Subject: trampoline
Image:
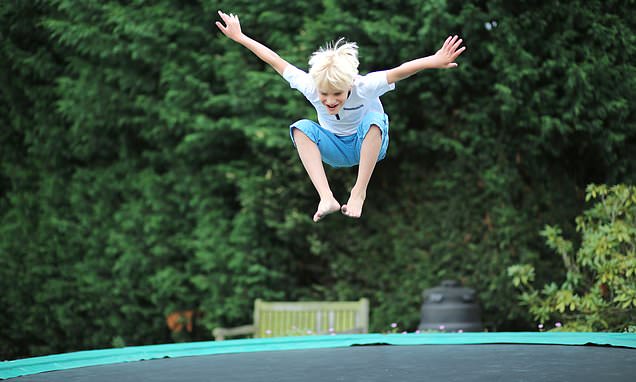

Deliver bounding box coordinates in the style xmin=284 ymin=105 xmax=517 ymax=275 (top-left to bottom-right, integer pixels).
xmin=2 ymin=332 xmax=635 ymax=381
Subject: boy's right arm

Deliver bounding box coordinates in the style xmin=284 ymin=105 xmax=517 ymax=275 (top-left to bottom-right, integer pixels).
xmin=215 ymin=11 xmax=289 ymax=76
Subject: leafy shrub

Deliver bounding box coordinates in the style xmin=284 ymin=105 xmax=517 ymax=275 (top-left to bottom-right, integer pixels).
xmin=508 ymin=184 xmax=636 ymax=332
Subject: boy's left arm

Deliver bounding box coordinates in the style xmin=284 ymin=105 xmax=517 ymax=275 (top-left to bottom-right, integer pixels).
xmin=386 ymin=35 xmax=466 ymax=85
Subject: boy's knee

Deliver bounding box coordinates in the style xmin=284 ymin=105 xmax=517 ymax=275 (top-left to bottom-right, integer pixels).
xmin=292 ymin=127 xmax=308 ymax=140
xmin=368 ymin=124 xmax=382 ymax=135
xmin=363 ymin=124 xmax=382 ymax=141
xmin=291 ymin=120 xmax=317 ymax=139
xmin=358 ymin=112 xmax=388 ymax=140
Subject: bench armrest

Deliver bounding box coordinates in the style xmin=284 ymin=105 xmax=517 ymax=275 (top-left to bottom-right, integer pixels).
xmin=212 ymin=325 xmax=256 ymax=341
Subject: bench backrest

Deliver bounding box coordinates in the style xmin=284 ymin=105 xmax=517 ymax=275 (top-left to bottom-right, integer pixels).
xmin=253 ymin=298 xmax=369 ymax=338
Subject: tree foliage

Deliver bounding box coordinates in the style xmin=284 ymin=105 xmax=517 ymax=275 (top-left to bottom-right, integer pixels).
xmin=509 ymin=185 xmax=636 ymax=332
xmin=1 ymin=0 xmax=635 ymax=359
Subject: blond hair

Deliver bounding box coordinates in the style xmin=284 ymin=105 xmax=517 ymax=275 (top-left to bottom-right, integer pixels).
xmin=308 ymin=38 xmax=359 ymax=91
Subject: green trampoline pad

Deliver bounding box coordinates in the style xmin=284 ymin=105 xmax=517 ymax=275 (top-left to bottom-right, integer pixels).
xmin=2 ymin=332 xmax=635 ymax=380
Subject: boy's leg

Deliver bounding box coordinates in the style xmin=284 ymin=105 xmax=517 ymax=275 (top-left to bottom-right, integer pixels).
xmin=341 ymin=125 xmax=382 ymax=218
xmin=292 ymin=128 xmax=341 ymax=222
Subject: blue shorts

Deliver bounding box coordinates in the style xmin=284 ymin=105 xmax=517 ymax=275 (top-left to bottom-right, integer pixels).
xmin=289 ymin=112 xmax=390 ymax=168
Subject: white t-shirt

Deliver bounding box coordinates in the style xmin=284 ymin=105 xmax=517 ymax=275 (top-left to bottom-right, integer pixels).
xmin=283 ymin=65 xmax=395 ymax=136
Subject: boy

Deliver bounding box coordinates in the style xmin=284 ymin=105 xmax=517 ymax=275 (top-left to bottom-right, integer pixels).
xmin=216 ymin=11 xmax=465 ymax=222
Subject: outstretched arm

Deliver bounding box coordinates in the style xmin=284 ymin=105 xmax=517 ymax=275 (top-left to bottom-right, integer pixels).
xmin=215 ymin=10 xmax=289 ymax=76
xmin=386 ymin=35 xmax=466 ymax=84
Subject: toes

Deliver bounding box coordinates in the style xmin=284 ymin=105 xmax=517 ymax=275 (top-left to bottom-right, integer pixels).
xmin=340 ymin=204 xmax=361 ymax=218
xmin=314 ymin=200 xmax=343 ymax=222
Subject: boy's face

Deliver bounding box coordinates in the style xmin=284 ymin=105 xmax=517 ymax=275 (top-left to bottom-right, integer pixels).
xmin=318 ymin=87 xmax=350 ymax=115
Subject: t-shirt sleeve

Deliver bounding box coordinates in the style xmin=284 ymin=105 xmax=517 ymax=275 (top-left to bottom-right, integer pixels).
xmin=283 ymin=65 xmax=316 ymax=100
xmin=356 ymin=71 xmax=396 ymax=98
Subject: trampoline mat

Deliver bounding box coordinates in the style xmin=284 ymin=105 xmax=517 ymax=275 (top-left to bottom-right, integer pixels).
xmin=12 ymin=344 xmax=636 ymax=382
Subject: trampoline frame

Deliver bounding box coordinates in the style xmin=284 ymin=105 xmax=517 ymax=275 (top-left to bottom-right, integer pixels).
xmin=2 ymin=332 xmax=635 ymax=380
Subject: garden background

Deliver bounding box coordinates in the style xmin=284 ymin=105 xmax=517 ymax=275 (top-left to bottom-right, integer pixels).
xmin=1 ymin=0 xmax=635 ymax=360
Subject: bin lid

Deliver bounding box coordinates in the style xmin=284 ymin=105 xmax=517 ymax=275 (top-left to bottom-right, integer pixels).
xmin=422 ymin=280 xmax=477 ymax=303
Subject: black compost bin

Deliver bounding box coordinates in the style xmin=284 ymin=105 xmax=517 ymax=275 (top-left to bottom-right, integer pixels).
xmin=418 ymin=280 xmax=483 ymax=332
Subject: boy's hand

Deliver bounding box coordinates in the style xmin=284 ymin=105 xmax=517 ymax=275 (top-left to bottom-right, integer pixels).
xmin=434 ymin=35 xmax=466 ymax=68
xmin=214 ymin=10 xmax=289 ymax=76
xmin=216 ymin=10 xmax=244 ymax=42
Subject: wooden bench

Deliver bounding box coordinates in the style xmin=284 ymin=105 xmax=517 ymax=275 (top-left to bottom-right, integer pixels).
xmin=213 ymin=298 xmax=369 ymax=341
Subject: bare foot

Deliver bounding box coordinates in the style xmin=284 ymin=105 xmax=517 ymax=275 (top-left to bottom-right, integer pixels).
xmin=313 ymin=197 xmax=341 ymax=222
xmin=341 ymin=191 xmax=366 ymax=218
